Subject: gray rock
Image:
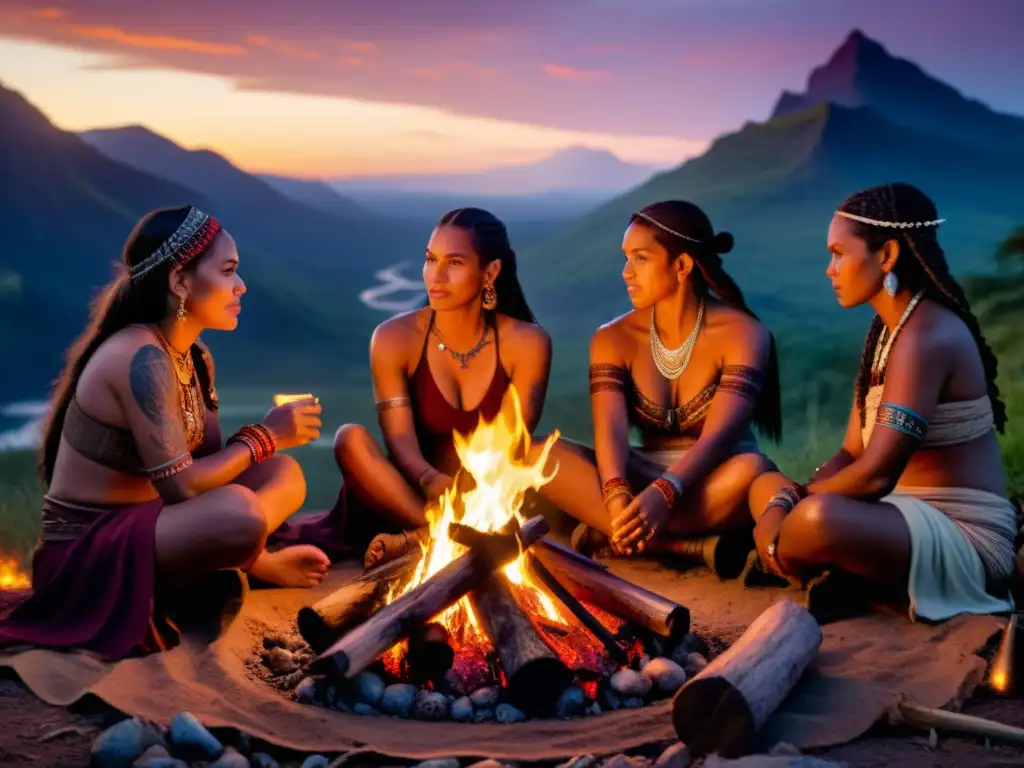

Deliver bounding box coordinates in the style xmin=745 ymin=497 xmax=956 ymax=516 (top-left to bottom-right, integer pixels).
xmin=586 ymin=701 xmax=602 ymax=716
xmin=473 ymin=708 xmax=495 ymax=723
xmin=167 ymin=712 xmax=224 ymax=760
xmin=555 ymin=685 xmax=588 ymax=718
xmin=250 ymin=754 xmax=280 ymax=768
xmin=601 ymin=756 xmax=650 ymax=768
xmin=610 ymin=668 xmax=651 ymax=698
xmin=91 ymin=717 xmax=165 ymax=768
xmin=642 ymin=658 xmax=687 ymax=695
xmin=601 ymin=687 xmax=621 ymax=711
xmin=353 ymin=703 xmax=379 ymax=716
xmin=208 ymin=746 xmax=250 ymax=768
xmin=133 ymin=744 xmax=185 ymax=768
xmin=495 ymin=703 xmax=526 ymax=723
xmin=638 ymin=654 xmax=651 ymax=670
xmin=681 ymin=653 xmax=708 ymax=678
xmin=413 ymin=760 xmax=460 ymax=768
xmin=380 ymin=683 xmax=418 ymax=717
xmin=326 ymin=685 xmax=338 ymax=706
xmin=469 ymin=685 xmax=500 ymax=709
xmin=652 ymin=742 xmax=691 ymax=768
xmin=413 ymin=690 xmax=450 ymax=721
xmin=467 ymin=761 xmax=506 ymax=768
xmin=295 ymin=677 xmax=318 ymax=703
xmin=299 ymin=756 xmax=330 ymax=768
xmin=263 ymin=646 xmax=297 ymax=674
xmin=769 ymin=743 xmax=802 ymax=757
xmin=675 ymin=633 xmax=709 ymax=658
xmin=621 ymin=697 xmax=644 ymax=709
xmin=332 ymin=698 xmax=353 ymax=714
xmin=558 ymin=757 xmax=599 ymax=768
xmin=353 ymin=671 xmax=386 ymax=706
xmin=450 ymin=696 xmax=474 ymax=722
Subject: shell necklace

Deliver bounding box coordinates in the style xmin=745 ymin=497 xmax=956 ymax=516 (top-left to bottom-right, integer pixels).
xmin=650 ymin=298 xmax=704 ymax=381
xmin=870 ymin=290 xmax=926 ymax=385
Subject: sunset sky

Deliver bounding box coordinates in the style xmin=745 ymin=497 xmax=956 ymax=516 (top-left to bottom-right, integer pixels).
xmin=1 ymin=0 xmax=1021 ymax=178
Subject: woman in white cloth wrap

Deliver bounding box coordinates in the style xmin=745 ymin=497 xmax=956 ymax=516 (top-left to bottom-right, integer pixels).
xmin=749 ymin=182 xmax=1016 ymax=623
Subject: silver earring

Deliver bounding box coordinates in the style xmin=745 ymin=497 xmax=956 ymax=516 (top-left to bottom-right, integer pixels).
xmin=883 ymin=272 xmax=899 ymax=297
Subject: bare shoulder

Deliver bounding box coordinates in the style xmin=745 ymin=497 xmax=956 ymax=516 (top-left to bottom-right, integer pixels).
xmin=903 ymin=299 xmax=969 ymax=360
xmin=705 ymin=302 xmax=769 ymax=353
xmin=496 ymin=315 xmax=551 ymax=356
xmin=591 ymin=310 xmax=641 ymax=363
xmin=371 ymin=308 xmax=429 ymax=349
xmin=87 ymin=325 xmax=163 ymax=381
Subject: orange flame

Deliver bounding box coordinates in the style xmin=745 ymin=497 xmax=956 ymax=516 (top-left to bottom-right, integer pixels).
xmin=389 ymin=386 xmax=562 ymax=644
xmin=0 ymin=555 xmax=30 ymax=590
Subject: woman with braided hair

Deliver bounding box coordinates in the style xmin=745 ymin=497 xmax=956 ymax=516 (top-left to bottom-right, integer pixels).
xmin=0 ymin=206 xmax=327 ymax=661
xmin=535 ymin=200 xmax=780 ymax=573
xmin=748 ymin=182 xmax=1016 ymax=624
xmin=305 ymin=207 xmax=552 ymax=570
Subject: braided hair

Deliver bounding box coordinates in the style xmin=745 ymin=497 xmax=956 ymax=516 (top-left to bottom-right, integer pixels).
xmin=839 ymin=182 xmax=1006 ymax=431
xmin=631 ymin=201 xmax=782 ymax=442
xmin=434 ymin=207 xmax=537 ymax=324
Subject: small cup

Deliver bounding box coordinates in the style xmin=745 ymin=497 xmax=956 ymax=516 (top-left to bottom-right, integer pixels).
xmin=274 ymin=393 xmax=317 ymax=407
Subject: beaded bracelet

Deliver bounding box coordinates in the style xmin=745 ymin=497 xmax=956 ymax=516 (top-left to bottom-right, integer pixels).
xmin=767 ymin=484 xmax=805 ymax=514
xmin=651 ymin=477 xmax=678 ymax=509
xmin=228 ymin=424 xmax=277 ymax=464
xmin=602 ymin=477 xmax=631 ymax=500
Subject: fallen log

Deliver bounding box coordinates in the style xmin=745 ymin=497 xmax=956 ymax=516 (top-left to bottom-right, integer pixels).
xmin=470 ymin=570 xmax=572 ymax=716
xmin=312 ymin=515 xmax=549 ymax=678
xmin=296 ymin=551 xmax=422 ymax=652
xmin=671 ymin=600 xmax=822 ymax=759
xmin=532 ymin=538 xmax=690 ymax=640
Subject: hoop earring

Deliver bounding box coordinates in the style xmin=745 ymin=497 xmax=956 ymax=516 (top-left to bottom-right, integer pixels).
xmin=176 ymin=295 xmax=188 ymax=322
xmin=883 ymin=272 xmax=899 ymax=297
xmin=482 ymin=284 xmax=497 ymax=311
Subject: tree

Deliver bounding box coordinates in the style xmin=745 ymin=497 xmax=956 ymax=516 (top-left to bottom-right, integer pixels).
xmin=996 ymin=227 xmax=1024 ymax=269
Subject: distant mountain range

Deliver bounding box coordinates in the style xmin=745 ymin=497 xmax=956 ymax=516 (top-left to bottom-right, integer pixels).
xmin=328 ymin=147 xmax=661 ymax=197
xmin=2 ymin=29 xmax=1022 ymax=408
xmin=521 ymin=30 xmax=1024 ymax=350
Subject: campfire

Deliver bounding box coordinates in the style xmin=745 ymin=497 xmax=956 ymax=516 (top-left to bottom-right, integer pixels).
xmin=264 ymin=389 xmax=712 ymax=722
xmin=0 ymin=553 xmax=30 ymax=590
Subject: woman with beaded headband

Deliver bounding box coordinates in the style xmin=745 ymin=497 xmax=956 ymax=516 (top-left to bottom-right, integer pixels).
xmin=0 ymin=205 xmax=329 ymax=662
xmin=748 ymin=182 xmax=1015 ymax=624
xmin=531 ymin=200 xmax=781 ymax=574
xmin=283 ymin=207 xmax=552 ymax=570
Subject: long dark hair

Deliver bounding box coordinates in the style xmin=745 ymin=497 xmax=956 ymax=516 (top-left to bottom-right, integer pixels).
xmin=631 ymin=200 xmax=782 ymax=442
xmin=434 ymin=207 xmax=537 ymax=324
xmin=840 ymin=182 xmax=1006 ymax=431
xmin=38 ymin=206 xmax=220 ymax=485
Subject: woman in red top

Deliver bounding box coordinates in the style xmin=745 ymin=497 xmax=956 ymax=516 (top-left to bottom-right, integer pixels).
xmin=286 ymin=208 xmax=552 ymax=568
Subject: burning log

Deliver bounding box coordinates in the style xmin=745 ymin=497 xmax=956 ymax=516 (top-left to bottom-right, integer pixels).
xmin=532 ymin=538 xmax=690 ymax=640
xmin=297 ymin=551 xmax=422 ymax=652
xmin=671 ymin=600 xmax=822 ymax=759
xmin=469 ymin=571 xmax=572 ymax=716
xmin=406 ymin=622 xmax=455 ymax=686
xmin=313 ymin=515 xmax=550 ymax=678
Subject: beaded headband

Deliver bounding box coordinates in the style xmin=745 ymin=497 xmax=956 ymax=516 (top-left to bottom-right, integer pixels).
xmin=836 ymin=210 xmax=945 ymax=229
xmin=129 ymin=207 xmax=222 ymax=281
xmin=632 ymin=211 xmax=703 ymax=244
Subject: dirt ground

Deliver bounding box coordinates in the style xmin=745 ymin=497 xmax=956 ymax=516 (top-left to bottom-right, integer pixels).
xmin=3 ymin=672 xmax=1024 ymax=768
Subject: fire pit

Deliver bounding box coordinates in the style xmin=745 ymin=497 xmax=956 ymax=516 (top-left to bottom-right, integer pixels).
xmin=257 ymin=392 xmax=716 ymax=722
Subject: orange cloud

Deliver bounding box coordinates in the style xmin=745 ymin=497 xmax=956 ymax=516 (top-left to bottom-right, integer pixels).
xmin=542 ymin=63 xmax=610 ymax=82
xmin=72 ymin=25 xmax=246 ymax=55
xmin=245 ymin=34 xmax=324 ymax=61
xmin=344 ymin=40 xmax=377 ymax=54
xmin=409 ymin=60 xmax=498 ymax=80
xmin=33 ymin=7 xmax=65 ymax=20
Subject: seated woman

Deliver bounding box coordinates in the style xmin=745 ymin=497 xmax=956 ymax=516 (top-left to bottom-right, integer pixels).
xmin=536 ymin=201 xmax=780 ymax=573
xmin=304 ymin=207 xmax=552 ymax=569
xmin=0 ymin=206 xmax=327 ymax=661
xmin=748 ymin=182 xmax=1017 ymax=623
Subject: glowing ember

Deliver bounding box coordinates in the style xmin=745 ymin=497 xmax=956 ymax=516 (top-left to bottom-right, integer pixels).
xmin=0 ymin=554 xmax=30 ymax=590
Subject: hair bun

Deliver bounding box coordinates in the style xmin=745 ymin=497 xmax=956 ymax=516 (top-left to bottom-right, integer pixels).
xmin=713 ymin=231 xmax=734 ymax=254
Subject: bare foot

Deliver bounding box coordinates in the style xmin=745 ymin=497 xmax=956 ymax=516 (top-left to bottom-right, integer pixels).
xmin=249 ymin=545 xmax=330 ymax=588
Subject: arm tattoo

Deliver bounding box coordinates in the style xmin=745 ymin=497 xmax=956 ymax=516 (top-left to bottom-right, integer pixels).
xmin=876 ymin=403 xmax=929 ymax=440
xmin=589 ymin=364 xmax=628 ymax=395
xmin=130 ymin=345 xmax=174 ymax=426
xmin=718 ymin=364 xmax=764 ymax=401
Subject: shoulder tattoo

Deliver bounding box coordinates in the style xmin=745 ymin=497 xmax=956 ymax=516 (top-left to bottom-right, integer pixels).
xmin=130 ymin=345 xmax=174 ymax=426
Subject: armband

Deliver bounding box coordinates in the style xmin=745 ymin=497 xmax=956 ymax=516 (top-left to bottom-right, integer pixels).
xmin=589 ymin=364 xmax=628 ymax=395
xmin=145 ymin=453 xmax=193 ymax=482
xmin=376 ymin=397 xmax=411 ymax=413
xmin=718 ymin=365 xmax=764 ymax=401
xmin=876 ymin=403 xmax=929 ymax=440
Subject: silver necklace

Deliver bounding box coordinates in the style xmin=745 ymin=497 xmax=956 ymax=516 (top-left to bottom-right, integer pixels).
xmin=871 ymin=290 xmax=925 ymax=382
xmin=650 ymin=298 xmax=704 ymax=380
xmin=432 ymin=325 xmax=491 ymax=370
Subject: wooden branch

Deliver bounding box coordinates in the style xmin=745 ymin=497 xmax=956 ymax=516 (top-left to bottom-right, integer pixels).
xmin=312 ymin=515 xmax=550 ymax=678
xmin=470 ymin=570 xmax=572 ymax=716
xmin=532 ymin=538 xmax=690 ymax=640
xmin=525 ymin=552 xmax=627 ymax=665
xmin=672 ymin=600 xmax=822 ymax=759
xmin=898 ymin=700 xmax=1024 ymax=747
xmin=296 ymin=551 xmax=422 ymax=652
